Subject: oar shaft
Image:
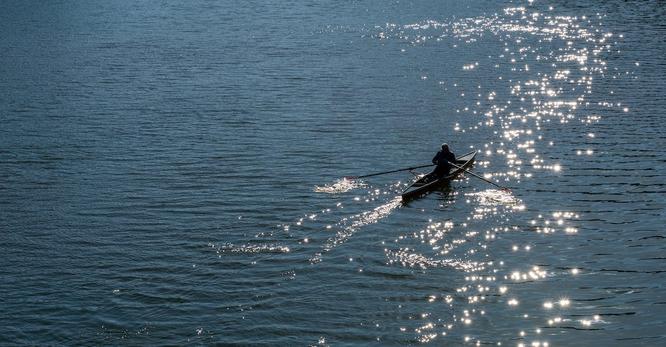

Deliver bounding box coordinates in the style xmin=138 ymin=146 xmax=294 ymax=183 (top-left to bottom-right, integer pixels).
xmin=351 ymin=163 xmax=434 ymax=179
xmin=447 ymin=161 xmax=508 ymax=190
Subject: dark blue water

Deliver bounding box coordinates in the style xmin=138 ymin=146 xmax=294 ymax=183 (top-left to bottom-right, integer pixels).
xmin=1 ymin=0 xmax=664 ymax=345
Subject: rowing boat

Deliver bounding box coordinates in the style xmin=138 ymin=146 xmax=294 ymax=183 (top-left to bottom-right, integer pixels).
xmin=401 ymin=150 xmax=477 ymax=201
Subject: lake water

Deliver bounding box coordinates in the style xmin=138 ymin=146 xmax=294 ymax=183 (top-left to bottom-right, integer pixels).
xmin=1 ymin=0 xmax=665 ymax=345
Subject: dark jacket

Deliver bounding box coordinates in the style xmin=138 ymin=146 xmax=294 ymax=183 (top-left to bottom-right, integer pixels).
xmin=432 ymin=149 xmax=457 ymax=175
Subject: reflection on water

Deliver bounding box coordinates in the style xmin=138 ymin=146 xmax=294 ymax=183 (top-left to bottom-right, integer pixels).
xmin=361 ymin=2 xmax=654 ymax=346
xmin=467 ymin=189 xmax=522 ymax=207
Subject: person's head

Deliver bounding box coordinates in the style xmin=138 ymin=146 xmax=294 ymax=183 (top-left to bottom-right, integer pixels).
xmin=441 ymin=143 xmax=449 ymax=151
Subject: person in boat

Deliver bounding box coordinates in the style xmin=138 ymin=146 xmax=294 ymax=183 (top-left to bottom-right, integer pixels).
xmin=431 ymin=143 xmax=457 ymax=177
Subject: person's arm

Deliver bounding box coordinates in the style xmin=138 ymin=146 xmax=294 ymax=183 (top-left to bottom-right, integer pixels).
xmin=432 ymin=152 xmax=440 ymax=164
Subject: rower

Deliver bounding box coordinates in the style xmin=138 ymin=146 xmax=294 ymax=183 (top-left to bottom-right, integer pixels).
xmin=432 ymin=143 xmax=457 ymax=177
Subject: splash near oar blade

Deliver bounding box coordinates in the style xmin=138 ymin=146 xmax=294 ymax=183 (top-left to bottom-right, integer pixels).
xmin=315 ymin=178 xmax=365 ymax=194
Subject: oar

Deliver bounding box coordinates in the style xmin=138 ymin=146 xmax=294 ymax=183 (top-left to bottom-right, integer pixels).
xmin=345 ymin=164 xmax=434 ymax=180
xmin=447 ymin=161 xmax=512 ymax=192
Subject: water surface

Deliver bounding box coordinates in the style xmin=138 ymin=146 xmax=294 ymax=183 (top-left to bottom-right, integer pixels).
xmin=1 ymin=0 xmax=665 ymax=345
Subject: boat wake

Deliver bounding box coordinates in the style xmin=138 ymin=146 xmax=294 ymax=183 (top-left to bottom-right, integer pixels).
xmin=212 ymin=181 xmax=405 ymax=266
xmin=208 ymin=242 xmax=291 ymax=255
xmin=310 ymin=196 xmax=402 ymax=263
xmin=385 ymin=248 xmax=480 ymax=271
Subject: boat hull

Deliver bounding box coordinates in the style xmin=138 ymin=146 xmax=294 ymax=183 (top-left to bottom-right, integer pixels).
xmin=401 ymin=151 xmax=477 ymax=201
